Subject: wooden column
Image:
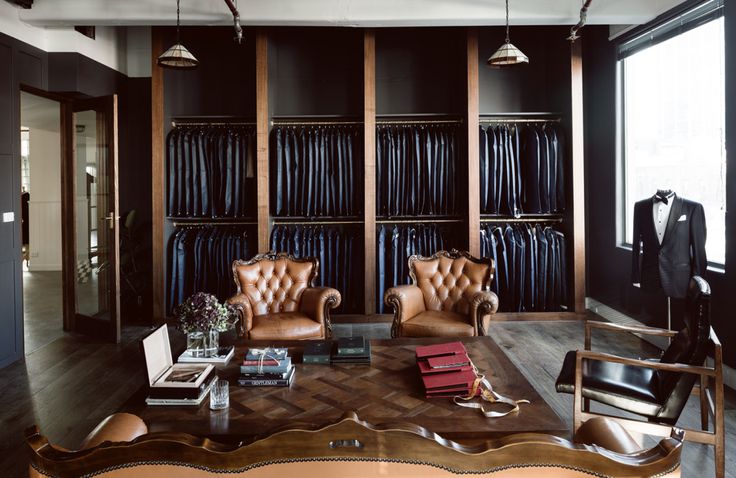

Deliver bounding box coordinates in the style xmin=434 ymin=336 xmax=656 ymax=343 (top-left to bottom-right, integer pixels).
xmin=364 ymin=30 xmax=377 ymax=315
xmin=466 ymin=28 xmax=480 ymax=257
xmin=151 ymin=27 xmax=165 ymax=323
xmin=255 ymin=30 xmax=271 ymax=253
xmin=570 ymin=40 xmax=586 ymax=314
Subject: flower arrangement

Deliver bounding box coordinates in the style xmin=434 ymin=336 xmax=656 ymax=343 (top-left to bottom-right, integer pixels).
xmin=173 ymin=292 xmax=237 ymax=334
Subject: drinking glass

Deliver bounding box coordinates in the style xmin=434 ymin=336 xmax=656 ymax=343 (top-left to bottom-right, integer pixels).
xmin=209 ymin=379 xmax=229 ymax=410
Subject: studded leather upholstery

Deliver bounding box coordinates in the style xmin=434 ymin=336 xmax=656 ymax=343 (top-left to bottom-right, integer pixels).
xmin=228 ymin=253 xmax=341 ymax=339
xmin=385 ymin=250 xmax=499 ymax=338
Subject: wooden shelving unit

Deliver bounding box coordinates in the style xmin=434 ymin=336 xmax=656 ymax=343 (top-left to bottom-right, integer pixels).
xmin=150 ymin=26 xmax=586 ymax=323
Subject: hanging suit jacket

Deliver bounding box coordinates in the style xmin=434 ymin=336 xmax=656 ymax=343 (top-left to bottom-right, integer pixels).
xmin=631 ymin=195 xmax=707 ymax=299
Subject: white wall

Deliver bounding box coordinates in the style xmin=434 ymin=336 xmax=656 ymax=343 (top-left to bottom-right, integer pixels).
xmin=27 ymin=127 xmax=62 ymax=271
xmin=0 ymin=2 xmax=151 ymax=77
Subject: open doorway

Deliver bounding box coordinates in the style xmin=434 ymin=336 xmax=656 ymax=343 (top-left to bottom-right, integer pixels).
xmin=20 ymin=91 xmax=64 ymax=354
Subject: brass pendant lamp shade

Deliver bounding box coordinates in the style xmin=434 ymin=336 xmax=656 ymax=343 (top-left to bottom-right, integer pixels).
xmin=487 ymin=0 xmax=528 ymax=68
xmin=158 ymin=0 xmax=198 ymax=69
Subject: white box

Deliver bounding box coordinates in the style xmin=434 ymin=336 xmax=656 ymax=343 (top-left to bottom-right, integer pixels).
xmin=142 ymin=325 xmax=215 ymax=400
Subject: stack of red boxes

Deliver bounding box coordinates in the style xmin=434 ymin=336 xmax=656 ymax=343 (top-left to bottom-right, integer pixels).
xmin=415 ymin=341 xmax=479 ymax=398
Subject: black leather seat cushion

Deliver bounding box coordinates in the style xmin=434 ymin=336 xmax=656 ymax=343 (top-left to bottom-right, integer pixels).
xmin=556 ymin=351 xmax=664 ymax=417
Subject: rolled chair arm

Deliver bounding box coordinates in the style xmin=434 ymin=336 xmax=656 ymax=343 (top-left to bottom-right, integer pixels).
xmin=227 ymin=293 xmax=253 ymax=338
xmin=471 ymin=290 xmax=499 ymax=336
xmin=574 ymin=417 xmax=641 ymax=455
xmin=79 ymin=413 xmax=148 ymax=450
xmin=385 ymin=285 xmax=426 ymax=338
xmin=300 ymin=287 xmax=341 ymax=338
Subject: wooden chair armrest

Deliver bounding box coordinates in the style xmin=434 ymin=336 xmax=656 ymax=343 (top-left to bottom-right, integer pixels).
xmin=584 ymin=320 xmax=678 ymax=350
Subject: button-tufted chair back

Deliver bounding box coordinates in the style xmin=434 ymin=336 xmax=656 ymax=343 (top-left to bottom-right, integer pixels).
xmin=409 ymin=250 xmax=493 ymax=315
xmin=233 ymin=253 xmax=318 ymax=315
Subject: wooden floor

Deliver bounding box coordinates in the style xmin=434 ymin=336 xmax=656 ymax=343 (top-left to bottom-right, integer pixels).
xmin=2 ymin=316 xmax=733 ymax=477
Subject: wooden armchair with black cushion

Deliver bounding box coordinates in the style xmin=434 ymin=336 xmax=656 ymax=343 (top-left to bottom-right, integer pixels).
xmin=555 ymin=276 xmax=724 ymax=478
xmin=384 ymin=250 xmax=499 ymax=338
xmin=227 ymin=252 xmax=341 ymax=340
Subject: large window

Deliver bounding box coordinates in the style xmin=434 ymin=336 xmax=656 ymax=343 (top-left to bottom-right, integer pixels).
xmin=619 ymin=9 xmax=726 ymax=266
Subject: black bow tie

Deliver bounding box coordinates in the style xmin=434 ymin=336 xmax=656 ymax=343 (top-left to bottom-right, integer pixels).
xmin=654 ymin=194 xmax=669 ymax=205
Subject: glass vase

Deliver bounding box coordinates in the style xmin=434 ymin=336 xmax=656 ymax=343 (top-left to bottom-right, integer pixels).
xmin=205 ymin=329 xmax=219 ymax=357
xmin=186 ymin=331 xmax=206 ymax=358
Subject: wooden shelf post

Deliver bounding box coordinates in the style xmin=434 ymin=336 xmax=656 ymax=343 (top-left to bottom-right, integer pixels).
xmin=570 ymin=39 xmax=586 ymax=313
xmin=256 ymin=30 xmax=271 ymax=253
xmin=364 ymin=29 xmax=377 ymax=314
xmin=466 ymin=28 xmax=481 ymax=257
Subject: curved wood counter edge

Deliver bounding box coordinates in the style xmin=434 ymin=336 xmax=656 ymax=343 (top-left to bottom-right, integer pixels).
xmin=26 ymin=411 xmax=684 ymax=478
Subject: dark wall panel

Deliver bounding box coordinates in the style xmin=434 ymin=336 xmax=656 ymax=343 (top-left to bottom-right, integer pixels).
xmin=478 ymin=26 xmax=570 ymax=114
xmin=0 ymin=43 xmax=12 ymax=155
xmin=376 ymin=28 xmax=465 ymax=115
xmin=118 ymin=77 xmax=153 ymax=321
xmin=583 ymin=22 xmax=734 ymax=367
xmin=269 ymin=28 xmax=363 ymax=116
xmin=17 ymin=49 xmax=44 ymax=89
xmin=163 ymin=26 xmax=256 ymax=118
xmin=0 ymin=154 xmax=14 ymax=255
xmin=0 ymin=260 xmax=17 ymax=368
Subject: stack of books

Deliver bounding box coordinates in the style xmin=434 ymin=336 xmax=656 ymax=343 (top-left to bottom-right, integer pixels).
xmin=331 ymin=336 xmax=371 ymax=364
xmin=238 ymin=347 xmax=295 ymax=387
xmin=415 ymin=341 xmax=478 ymax=398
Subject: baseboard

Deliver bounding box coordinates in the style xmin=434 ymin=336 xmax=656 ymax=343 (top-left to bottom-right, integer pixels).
xmin=586 ymin=297 xmax=735 ymax=391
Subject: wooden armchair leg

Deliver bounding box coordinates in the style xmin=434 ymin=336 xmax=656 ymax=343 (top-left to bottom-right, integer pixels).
xmin=700 ymin=374 xmax=709 ymax=431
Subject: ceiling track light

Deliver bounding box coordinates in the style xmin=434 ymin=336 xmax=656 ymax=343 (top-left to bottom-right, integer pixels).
xmin=157 ymin=0 xmax=198 ymax=70
xmin=223 ymin=0 xmax=244 ymax=44
xmin=487 ymin=0 xmax=528 ymax=68
xmin=567 ymin=0 xmax=594 ymax=42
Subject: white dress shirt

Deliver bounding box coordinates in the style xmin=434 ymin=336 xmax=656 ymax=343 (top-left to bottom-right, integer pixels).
xmin=652 ymin=193 xmax=674 ymax=245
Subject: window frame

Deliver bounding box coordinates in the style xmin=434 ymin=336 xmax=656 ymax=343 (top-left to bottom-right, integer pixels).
xmin=615 ymin=0 xmax=726 ymax=271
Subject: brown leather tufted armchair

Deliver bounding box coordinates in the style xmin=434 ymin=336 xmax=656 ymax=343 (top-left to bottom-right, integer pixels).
xmin=227 ymin=252 xmax=341 ymax=340
xmin=384 ymin=250 xmax=499 ymax=338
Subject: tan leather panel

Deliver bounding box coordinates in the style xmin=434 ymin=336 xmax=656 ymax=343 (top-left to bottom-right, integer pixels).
xmin=80 ymin=413 xmax=149 ymax=450
xmin=234 ymin=258 xmax=314 ymax=315
xmin=94 ymin=461 xmax=661 ymax=478
xmin=413 ymin=256 xmax=490 ymax=315
xmin=402 ymin=310 xmax=474 ymax=337
xmin=574 ymin=417 xmax=641 ymax=455
xmin=249 ymin=313 xmax=323 ymax=340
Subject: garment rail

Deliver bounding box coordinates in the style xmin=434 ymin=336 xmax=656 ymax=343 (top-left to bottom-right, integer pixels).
xmin=376 ymin=218 xmax=463 ymax=224
xmin=272 ymin=220 xmax=364 ymax=225
xmin=172 ymin=220 xmax=258 ymax=227
xmin=479 ymin=118 xmax=562 ymax=123
xmin=377 ymin=119 xmax=463 ymax=125
xmin=480 ymin=217 xmax=563 ymax=223
xmin=171 ymin=121 xmax=256 ymax=127
xmin=271 ymin=120 xmax=364 ymax=126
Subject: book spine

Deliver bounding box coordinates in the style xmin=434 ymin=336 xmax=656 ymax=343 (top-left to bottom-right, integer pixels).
xmin=337 ymin=348 xmax=366 ymax=355
xmin=303 ymin=356 xmax=330 ymax=364
xmin=238 ymin=378 xmax=291 ymax=386
xmin=240 ymin=366 xmax=289 ymax=374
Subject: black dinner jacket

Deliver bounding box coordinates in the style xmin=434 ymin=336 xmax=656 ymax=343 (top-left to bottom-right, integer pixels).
xmin=631 ymin=195 xmax=707 ymax=298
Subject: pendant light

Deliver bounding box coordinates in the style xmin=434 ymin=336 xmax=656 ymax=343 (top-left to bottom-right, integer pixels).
xmin=487 ymin=0 xmax=528 ymax=68
xmin=157 ymin=0 xmax=198 ymax=69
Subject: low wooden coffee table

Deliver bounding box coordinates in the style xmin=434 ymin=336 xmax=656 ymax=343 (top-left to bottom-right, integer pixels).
xmin=125 ymin=336 xmax=567 ymax=443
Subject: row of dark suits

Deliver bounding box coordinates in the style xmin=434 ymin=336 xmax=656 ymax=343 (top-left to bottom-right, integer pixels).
xmin=376 ymin=224 xmax=458 ymax=313
xmin=479 ymin=123 xmax=565 ymax=216
xmin=272 ymin=125 xmax=363 ymax=218
xmin=480 ymin=223 xmax=567 ymax=312
xmin=377 ymin=124 xmax=459 ymax=217
xmin=167 ymin=126 xmax=256 ymax=218
xmin=168 ymin=226 xmax=256 ymax=313
xmin=270 ymin=225 xmax=362 ymax=313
